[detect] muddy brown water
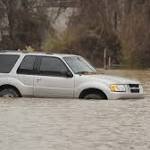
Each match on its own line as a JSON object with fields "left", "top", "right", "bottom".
{"left": 0, "top": 70, "right": 149, "bottom": 150}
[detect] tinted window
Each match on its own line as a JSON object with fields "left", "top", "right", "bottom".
{"left": 17, "top": 55, "right": 36, "bottom": 74}
{"left": 0, "top": 54, "right": 19, "bottom": 73}
{"left": 39, "top": 56, "right": 68, "bottom": 76}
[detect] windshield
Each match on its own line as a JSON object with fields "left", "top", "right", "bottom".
{"left": 63, "top": 56, "right": 96, "bottom": 74}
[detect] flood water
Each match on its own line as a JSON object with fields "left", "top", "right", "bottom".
{"left": 0, "top": 70, "right": 149, "bottom": 150}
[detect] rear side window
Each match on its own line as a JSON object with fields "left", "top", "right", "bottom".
{"left": 17, "top": 55, "right": 36, "bottom": 75}
{"left": 0, "top": 54, "right": 19, "bottom": 73}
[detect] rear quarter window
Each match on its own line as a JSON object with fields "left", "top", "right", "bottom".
{"left": 0, "top": 54, "right": 19, "bottom": 73}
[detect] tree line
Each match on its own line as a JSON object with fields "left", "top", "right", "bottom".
{"left": 0, "top": 0, "right": 150, "bottom": 68}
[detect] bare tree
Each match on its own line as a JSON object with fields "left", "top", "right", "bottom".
{"left": 0, "top": 0, "right": 61, "bottom": 50}
{"left": 120, "top": 0, "right": 150, "bottom": 68}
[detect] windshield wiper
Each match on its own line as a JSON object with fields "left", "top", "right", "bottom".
{"left": 76, "top": 71, "right": 89, "bottom": 75}
{"left": 76, "top": 71, "right": 97, "bottom": 75}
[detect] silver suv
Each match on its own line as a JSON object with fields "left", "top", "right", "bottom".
{"left": 0, "top": 51, "right": 144, "bottom": 99}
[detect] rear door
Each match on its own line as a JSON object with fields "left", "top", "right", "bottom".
{"left": 34, "top": 56, "right": 74, "bottom": 98}
{"left": 17, "top": 55, "right": 37, "bottom": 96}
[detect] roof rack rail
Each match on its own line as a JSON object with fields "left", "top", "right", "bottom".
{"left": 17, "top": 49, "right": 29, "bottom": 53}
{"left": 0, "top": 49, "right": 29, "bottom": 53}
{"left": 0, "top": 50, "right": 18, "bottom": 52}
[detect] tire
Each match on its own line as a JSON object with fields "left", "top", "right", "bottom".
{"left": 0, "top": 88, "right": 19, "bottom": 98}
{"left": 84, "top": 93, "right": 104, "bottom": 100}
{"left": 81, "top": 90, "right": 107, "bottom": 100}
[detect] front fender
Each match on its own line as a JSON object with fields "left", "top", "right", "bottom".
{"left": 74, "top": 81, "right": 110, "bottom": 98}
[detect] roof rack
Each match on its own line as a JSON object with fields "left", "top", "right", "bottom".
{"left": 0, "top": 49, "right": 32, "bottom": 53}
{"left": 0, "top": 50, "right": 18, "bottom": 52}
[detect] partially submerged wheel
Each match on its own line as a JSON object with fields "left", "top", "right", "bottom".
{"left": 80, "top": 89, "right": 107, "bottom": 100}
{"left": 0, "top": 88, "right": 19, "bottom": 98}
{"left": 84, "top": 93, "right": 104, "bottom": 100}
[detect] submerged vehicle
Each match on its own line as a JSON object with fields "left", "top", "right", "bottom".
{"left": 0, "top": 51, "right": 144, "bottom": 100}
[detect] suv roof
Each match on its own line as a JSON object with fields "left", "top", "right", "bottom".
{"left": 0, "top": 50, "right": 78, "bottom": 58}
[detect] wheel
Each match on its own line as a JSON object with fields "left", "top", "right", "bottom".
{"left": 84, "top": 93, "right": 104, "bottom": 100}
{"left": 0, "top": 88, "right": 19, "bottom": 98}
{"left": 81, "top": 89, "right": 107, "bottom": 100}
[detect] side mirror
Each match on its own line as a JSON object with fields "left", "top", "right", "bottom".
{"left": 66, "top": 71, "right": 73, "bottom": 78}
{"left": 61, "top": 70, "right": 73, "bottom": 78}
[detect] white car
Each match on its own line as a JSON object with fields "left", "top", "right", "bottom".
{"left": 0, "top": 51, "right": 144, "bottom": 100}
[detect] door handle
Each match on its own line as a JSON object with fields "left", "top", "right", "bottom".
{"left": 36, "top": 77, "right": 41, "bottom": 82}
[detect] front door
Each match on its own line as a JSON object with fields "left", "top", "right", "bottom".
{"left": 34, "top": 56, "right": 74, "bottom": 98}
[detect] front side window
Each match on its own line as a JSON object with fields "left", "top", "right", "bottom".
{"left": 39, "top": 56, "right": 68, "bottom": 76}
{"left": 0, "top": 54, "right": 19, "bottom": 73}
{"left": 17, "top": 55, "right": 36, "bottom": 74}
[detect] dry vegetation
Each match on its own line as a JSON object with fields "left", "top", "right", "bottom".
{"left": 0, "top": 0, "right": 150, "bottom": 68}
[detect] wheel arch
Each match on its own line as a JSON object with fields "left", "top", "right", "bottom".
{"left": 0, "top": 84, "right": 22, "bottom": 97}
{"left": 79, "top": 88, "right": 108, "bottom": 100}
